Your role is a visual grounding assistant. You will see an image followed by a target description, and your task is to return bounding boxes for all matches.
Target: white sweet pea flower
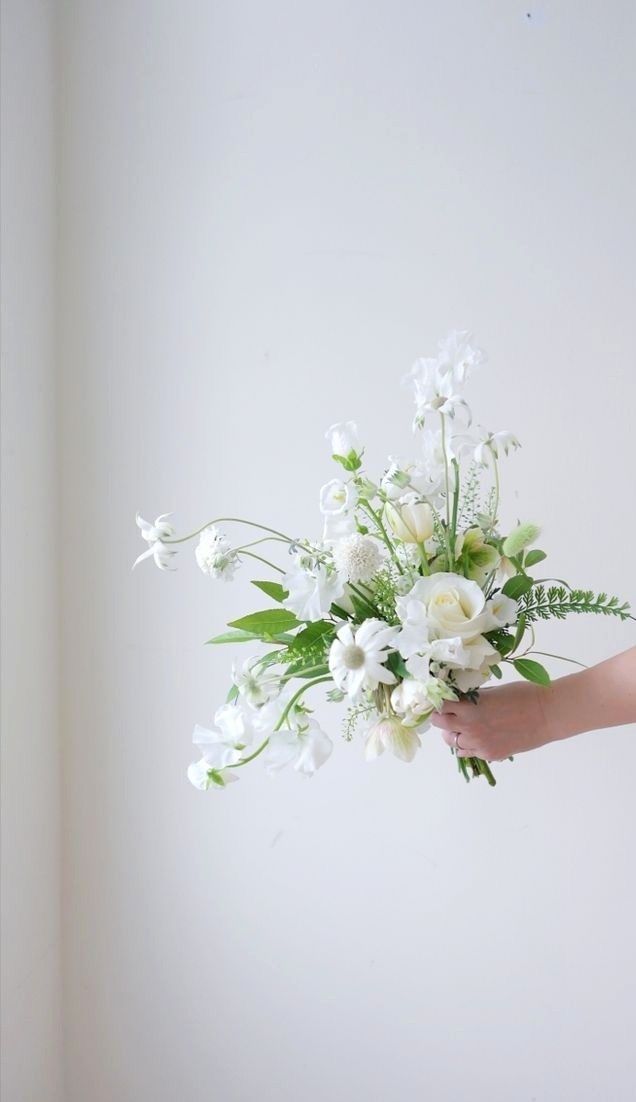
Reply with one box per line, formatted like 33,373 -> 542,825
320,479 -> 356,516
329,619 -> 396,701
264,716 -> 333,777
232,656 -> 281,707
486,593 -> 518,629
325,420 -> 360,458
190,722 -> 244,771
187,760 -> 239,790
332,533 -> 384,583
364,715 -> 421,763
195,525 -> 240,580
436,330 -> 485,386
452,640 -> 501,692
133,512 -> 178,570
282,555 -> 346,622
395,574 -> 492,657
322,508 -> 358,544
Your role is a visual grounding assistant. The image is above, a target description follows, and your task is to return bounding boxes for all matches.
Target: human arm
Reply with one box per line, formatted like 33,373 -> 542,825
430,646 -> 636,761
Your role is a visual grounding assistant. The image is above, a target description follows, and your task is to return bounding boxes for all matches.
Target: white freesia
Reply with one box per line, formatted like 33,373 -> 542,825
385,496 -> 434,544
264,716 -> 333,777
282,556 -> 346,622
195,525 -> 239,580
325,420 -> 360,458
395,574 -> 492,652
364,715 -> 421,763
329,619 -> 396,700
232,656 -> 281,707
332,533 -> 383,583
133,512 -> 178,570
320,479 -> 356,515
187,760 -> 239,790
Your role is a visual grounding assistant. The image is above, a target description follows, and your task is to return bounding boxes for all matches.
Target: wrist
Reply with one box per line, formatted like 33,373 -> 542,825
546,669 -> 596,742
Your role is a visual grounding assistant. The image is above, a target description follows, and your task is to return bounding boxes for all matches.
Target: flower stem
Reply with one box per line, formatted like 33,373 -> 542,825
238,550 -> 285,574
360,502 -> 404,574
229,676 -> 333,769
165,517 -> 294,546
439,414 -> 453,564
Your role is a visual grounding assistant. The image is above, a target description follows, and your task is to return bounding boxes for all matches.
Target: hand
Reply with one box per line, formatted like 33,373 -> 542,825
430,680 -> 562,761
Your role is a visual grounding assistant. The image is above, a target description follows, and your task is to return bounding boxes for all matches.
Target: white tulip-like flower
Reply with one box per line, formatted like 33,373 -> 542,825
390,679 -> 435,728
364,715 -> 422,763
395,574 -> 492,659
232,656 -> 281,707
187,760 -> 239,790
329,619 -> 396,701
282,556 -> 346,622
325,420 -> 360,458
320,479 -> 356,516
385,496 -> 434,544
133,512 -> 178,570
195,525 -> 239,581
264,716 -> 333,777
486,593 -> 519,629
332,533 -> 384,583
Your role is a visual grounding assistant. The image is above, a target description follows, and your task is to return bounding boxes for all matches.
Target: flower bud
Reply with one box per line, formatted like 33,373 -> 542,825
385,499 -> 434,544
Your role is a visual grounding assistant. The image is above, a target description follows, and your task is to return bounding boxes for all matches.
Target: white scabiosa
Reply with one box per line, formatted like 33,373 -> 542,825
332,534 -> 383,583
195,525 -> 240,580
328,619 -> 396,700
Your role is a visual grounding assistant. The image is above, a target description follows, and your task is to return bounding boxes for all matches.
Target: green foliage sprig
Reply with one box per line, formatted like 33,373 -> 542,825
520,585 -> 632,624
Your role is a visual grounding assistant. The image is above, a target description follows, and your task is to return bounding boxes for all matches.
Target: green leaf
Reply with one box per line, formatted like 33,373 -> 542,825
524,549 -> 547,569
332,451 -> 362,472
228,609 -> 301,637
292,621 -> 335,648
512,613 -> 527,652
206,629 -> 262,645
513,658 -> 551,686
487,629 -> 514,656
490,664 -> 503,679
386,652 -> 409,679
226,684 -> 239,703
251,580 -> 288,603
502,574 -> 534,600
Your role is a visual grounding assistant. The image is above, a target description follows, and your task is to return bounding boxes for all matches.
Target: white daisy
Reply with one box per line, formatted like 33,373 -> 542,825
328,619 -> 396,700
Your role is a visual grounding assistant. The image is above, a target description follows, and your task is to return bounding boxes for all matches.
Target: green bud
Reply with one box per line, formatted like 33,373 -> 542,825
502,523 -> 541,558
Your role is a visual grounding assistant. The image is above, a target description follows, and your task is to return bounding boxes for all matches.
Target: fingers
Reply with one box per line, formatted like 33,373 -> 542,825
438,728 -> 478,757
430,712 -> 460,732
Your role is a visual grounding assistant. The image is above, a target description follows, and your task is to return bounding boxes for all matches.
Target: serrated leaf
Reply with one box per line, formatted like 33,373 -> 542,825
502,574 -> 534,600
228,609 -> 301,636
251,580 -> 288,603
524,549 -> 547,568
513,658 -> 551,686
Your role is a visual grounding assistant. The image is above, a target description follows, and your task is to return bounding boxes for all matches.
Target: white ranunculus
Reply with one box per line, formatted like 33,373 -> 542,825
486,593 -> 518,629
385,496 -> 434,544
325,420 -> 360,458
320,479 -> 356,516
282,558 -> 346,622
364,715 -> 421,763
264,717 -> 333,777
396,573 -> 492,643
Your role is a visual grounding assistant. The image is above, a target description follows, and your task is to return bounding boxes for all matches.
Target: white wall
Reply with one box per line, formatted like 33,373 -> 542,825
1,2 -> 64,1099
57,2 -> 635,1100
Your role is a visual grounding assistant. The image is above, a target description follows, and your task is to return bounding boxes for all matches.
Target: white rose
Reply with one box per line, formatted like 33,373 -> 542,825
396,573 -> 491,641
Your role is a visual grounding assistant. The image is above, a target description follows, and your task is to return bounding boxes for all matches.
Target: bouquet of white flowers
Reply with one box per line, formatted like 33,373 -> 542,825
134,331 -> 631,789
